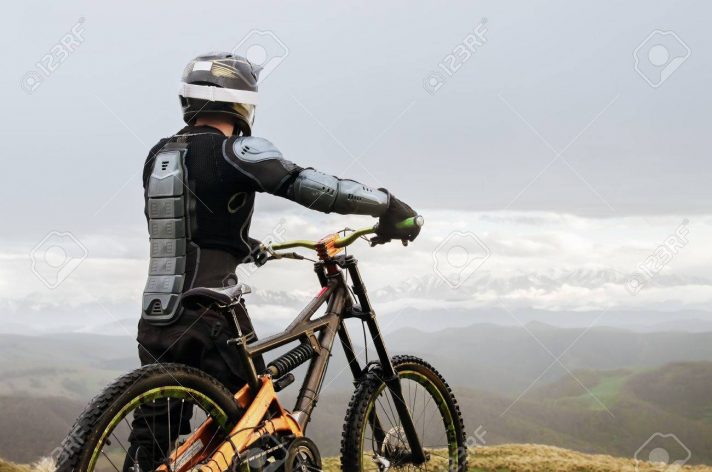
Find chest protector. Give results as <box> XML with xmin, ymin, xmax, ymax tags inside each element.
<box><xmin>142</xmin><ymin>141</ymin><xmax>191</xmax><ymax>325</ymax></box>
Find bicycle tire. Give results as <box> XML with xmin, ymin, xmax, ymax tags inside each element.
<box><xmin>55</xmin><ymin>363</ymin><xmax>241</xmax><ymax>472</ymax></box>
<box><xmin>340</xmin><ymin>355</ymin><xmax>467</xmax><ymax>471</ymax></box>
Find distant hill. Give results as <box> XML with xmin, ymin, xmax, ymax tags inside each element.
<box><xmin>1</xmin><ymin>328</ymin><xmax>712</xmax><ymax>464</ymax></box>
<box><xmin>452</xmin><ymin>362</ymin><xmax>712</xmax><ymax>465</ymax></box>
<box><xmin>0</xmin><ymin>396</ymin><xmax>84</xmax><ymax>463</ymax></box>
<box><xmin>626</xmin><ymin>362</ymin><xmax>712</xmax><ymax>422</ymax></box>
<box><xmin>383</xmin><ymin>323</ymin><xmax>712</xmax><ymax>394</ymax></box>
<box><xmin>0</xmin><ymin>333</ymin><xmax>136</xmax><ymax>399</ymax></box>
<box><xmin>3</xmin><ymin>324</ymin><xmax>711</xmax><ymax>400</ymax></box>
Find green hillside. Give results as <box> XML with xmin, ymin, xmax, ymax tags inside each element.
<box><xmin>0</xmin><ymin>334</ymin><xmax>134</xmax><ymax>400</ymax></box>
<box><xmin>2</xmin><ymin>363</ymin><xmax>712</xmax><ymax>464</ymax></box>
<box><xmin>454</xmin><ymin>362</ymin><xmax>712</xmax><ymax>465</ymax></box>
<box><xmin>626</xmin><ymin>362</ymin><xmax>712</xmax><ymax>422</ymax></box>
<box><xmin>1</xmin><ymin>331</ymin><xmax>711</xmax><ymax>465</ymax></box>
<box><xmin>3</xmin><ymin>326</ymin><xmax>712</xmax><ymax>400</ymax></box>
<box><xmin>0</xmin><ymin>396</ymin><xmax>84</xmax><ymax>463</ymax></box>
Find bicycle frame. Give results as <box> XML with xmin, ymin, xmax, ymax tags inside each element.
<box><xmin>162</xmin><ymin>253</ymin><xmax>426</xmax><ymax>471</ymax></box>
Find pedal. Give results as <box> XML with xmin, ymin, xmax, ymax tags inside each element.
<box><xmin>273</xmin><ymin>373</ymin><xmax>295</xmax><ymax>392</ymax></box>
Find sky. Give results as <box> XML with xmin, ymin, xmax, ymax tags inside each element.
<box><xmin>0</xmin><ymin>1</ymin><xmax>710</xmax><ymax>333</ymax></box>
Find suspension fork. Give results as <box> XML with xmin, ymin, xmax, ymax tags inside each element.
<box><xmin>343</xmin><ymin>256</ymin><xmax>427</xmax><ymax>464</ymax></box>
<box><xmin>337</xmin><ymin>319</ymin><xmax>387</xmax><ymax>450</ymax></box>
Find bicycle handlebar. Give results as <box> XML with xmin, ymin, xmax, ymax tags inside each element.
<box><xmin>268</xmin><ymin>215</ymin><xmax>424</xmax><ymax>252</ymax></box>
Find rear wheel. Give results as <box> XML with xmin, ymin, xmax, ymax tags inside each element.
<box><xmin>341</xmin><ymin>355</ymin><xmax>467</xmax><ymax>472</ymax></box>
<box><xmin>56</xmin><ymin>363</ymin><xmax>241</xmax><ymax>472</ymax></box>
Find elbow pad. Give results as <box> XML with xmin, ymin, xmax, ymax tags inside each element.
<box><xmin>291</xmin><ymin>169</ymin><xmax>389</xmax><ymax>216</ymax></box>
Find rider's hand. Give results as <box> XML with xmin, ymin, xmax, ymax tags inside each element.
<box><xmin>247</xmin><ymin>238</ymin><xmax>270</xmax><ymax>266</ymax></box>
<box><xmin>371</xmin><ymin>190</ymin><xmax>420</xmax><ymax>246</ymax></box>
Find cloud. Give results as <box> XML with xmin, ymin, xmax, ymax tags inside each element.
<box><xmin>2</xmin><ymin>210</ymin><xmax>711</xmax><ymax>333</ymax></box>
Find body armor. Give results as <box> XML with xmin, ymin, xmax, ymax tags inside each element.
<box><xmin>142</xmin><ymin>141</ymin><xmax>191</xmax><ymax>325</ymax></box>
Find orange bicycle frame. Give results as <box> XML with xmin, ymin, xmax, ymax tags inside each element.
<box><xmin>159</xmin><ymin>376</ymin><xmax>302</xmax><ymax>472</ymax></box>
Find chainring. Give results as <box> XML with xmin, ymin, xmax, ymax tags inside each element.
<box><xmin>284</xmin><ymin>437</ymin><xmax>322</xmax><ymax>472</ymax></box>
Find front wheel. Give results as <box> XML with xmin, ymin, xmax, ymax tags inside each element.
<box><xmin>341</xmin><ymin>355</ymin><xmax>467</xmax><ymax>472</ymax></box>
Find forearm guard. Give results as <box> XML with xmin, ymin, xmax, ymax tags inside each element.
<box><xmin>290</xmin><ymin>169</ymin><xmax>389</xmax><ymax>217</ymax></box>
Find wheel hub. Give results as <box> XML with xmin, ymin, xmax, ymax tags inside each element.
<box><xmin>383</xmin><ymin>426</ymin><xmax>409</xmax><ymax>461</ymax></box>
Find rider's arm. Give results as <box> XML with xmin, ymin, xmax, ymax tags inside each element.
<box><xmin>223</xmin><ymin>136</ymin><xmax>389</xmax><ymax>216</ymax></box>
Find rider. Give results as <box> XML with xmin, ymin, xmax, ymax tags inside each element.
<box><xmin>125</xmin><ymin>52</ymin><xmax>420</xmax><ymax>469</ymax></box>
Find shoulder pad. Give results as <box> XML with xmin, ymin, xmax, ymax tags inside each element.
<box><xmin>231</xmin><ymin>136</ymin><xmax>282</xmax><ymax>162</ymax></box>
<box><xmin>223</xmin><ymin>136</ymin><xmax>301</xmax><ymax>193</ymax></box>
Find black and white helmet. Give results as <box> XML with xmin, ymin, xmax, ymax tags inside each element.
<box><xmin>179</xmin><ymin>53</ymin><xmax>260</xmax><ymax>135</ymax></box>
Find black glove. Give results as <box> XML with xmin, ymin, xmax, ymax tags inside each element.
<box><xmin>371</xmin><ymin>190</ymin><xmax>420</xmax><ymax>246</ymax></box>
<box><xmin>246</xmin><ymin>237</ymin><xmax>269</xmax><ymax>266</ymax></box>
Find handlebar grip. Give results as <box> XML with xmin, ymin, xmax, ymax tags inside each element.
<box><xmin>395</xmin><ymin>215</ymin><xmax>425</xmax><ymax>230</ymax></box>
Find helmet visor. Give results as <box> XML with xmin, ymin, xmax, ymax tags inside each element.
<box><xmin>232</xmin><ymin>102</ymin><xmax>256</xmax><ymax>125</ymax></box>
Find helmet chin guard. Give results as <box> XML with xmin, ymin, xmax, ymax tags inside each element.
<box><xmin>179</xmin><ymin>53</ymin><xmax>260</xmax><ymax>135</ymax></box>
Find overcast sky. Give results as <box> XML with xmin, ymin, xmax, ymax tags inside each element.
<box><xmin>1</xmin><ymin>1</ymin><xmax>710</xmax><ymax>332</ymax></box>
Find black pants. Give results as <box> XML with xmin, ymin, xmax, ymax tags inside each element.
<box><xmin>123</xmin><ymin>303</ymin><xmax>264</xmax><ymax>471</ymax></box>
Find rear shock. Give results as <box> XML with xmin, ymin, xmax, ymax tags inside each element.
<box><xmin>267</xmin><ymin>343</ymin><xmax>315</xmax><ymax>379</ymax></box>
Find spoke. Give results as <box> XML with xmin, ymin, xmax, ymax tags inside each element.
<box><xmin>204</xmin><ymin>425</ymin><xmax>222</xmax><ymax>452</ymax></box>
<box><xmin>375</xmin><ymin>397</ymin><xmax>397</xmax><ymax>431</ymax></box>
<box><xmin>171</xmin><ymin>398</ymin><xmax>185</xmax><ymax>464</ymax></box>
<box><xmin>410</xmin><ymin>381</ymin><xmax>418</xmax><ymax>419</ymax></box>
<box><xmin>424</xmin><ymin>403</ymin><xmax>440</xmax><ymax>436</ymax></box>
<box><xmin>167</xmin><ymin>397</ymin><xmax>172</xmax><ymax>471</ymax></box>
<box><xmin>421</xmin><ymin>387</ymin><xmax>426</xmax><ymax>450</ymax></box>
<box><xmin>110</xmin><ymin>431</ymin><xmax>130</xmax><ymax>456</ymax></box>
<box><xmin>372</xmin><ymin>378</ymin><xmax>455</xmax><ymax>471</ymax></box>
<box><xmin>418</xmin><ymin>390</ymin><xmax>433</xmax><ymax>424</ymax></box>
<box><xmin>152</xmin><ymin>399</ymin><xmax>157</xmax><ymax>461</ymax></box>
<box><xmin>100</xmin><ymin>449</ymin><xmax>121</xmax><ymax>472</ymax></box>
<box><xmin>143</xmin><ymin>400</ymin><xmax>167</xmax><ymax>460</ymax></box>
<box><xmin>382</xmin><ymin>390</ymin><xmax>401</xmax><ymax>429</ymax></box>
<box><xmin>123</xmin><ymin>416</ymin><xmax>134</xmax><ymax>434</ymax></box>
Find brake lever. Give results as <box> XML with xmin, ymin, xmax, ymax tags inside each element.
<box><xmin>264</xmin><ymin>252</ymin><xmax>307</xmax><ymax>263</ymax></box>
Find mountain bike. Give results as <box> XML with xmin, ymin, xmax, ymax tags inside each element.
<box><xmin>57</xmin><ymin>216</ymin><xmax>467</xmax><ymax>472</ymax></box>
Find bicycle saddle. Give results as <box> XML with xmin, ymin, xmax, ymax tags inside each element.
<box><xmin>181</xmin><ymin>283</ymin><xmax>251</xmax><ymax>309</ymax></box>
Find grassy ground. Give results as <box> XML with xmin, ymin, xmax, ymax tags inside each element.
<box><xmin>467</xmin><ymin>444</ymin><xmax>712</xmax><ymax>472</ymax></box>
<box><xmin>6</xmin><ymin>444</ymin><xmax>712</xmax><ymax>472</ymax></box>
<box><xmin>322</xmin><ymin>444</ymin><xmax>712</xmax><ymax>472</ymax></box>
<box><xmin>0</xmin><ymin>459</ymin><xmax>29</xmax><ymax>472</ymax></box>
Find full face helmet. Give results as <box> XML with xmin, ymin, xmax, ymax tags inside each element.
<box><xmin>179</xmin><ymin>53</ymin><xmax>260</xmax><ymax>135</ymax></box>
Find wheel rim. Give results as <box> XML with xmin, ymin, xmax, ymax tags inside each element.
<box><xmin>87</xmin><ymin>386</ymin><xmax>231</xmax><ymax>472</ymax></box>
<box><xmin>358</xmin><ymin>370</ymin><xmax>460</xmax><ymax>471</ymax></box>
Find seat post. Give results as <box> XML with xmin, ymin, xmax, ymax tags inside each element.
<box><xmin>227</xmin><ymin>304</ymin><xmax>245</xmax><ymax>338</ymax></box>
<box><xmin>226</xmin><ymin>304</ymin><xmax>260</xmax><ymax>391</ymax></box>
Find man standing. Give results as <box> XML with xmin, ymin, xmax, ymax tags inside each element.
<box><xmin>126</xmin><ymin>52</ymin><xmax>420</xmax><ymax>469</ymax></box>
